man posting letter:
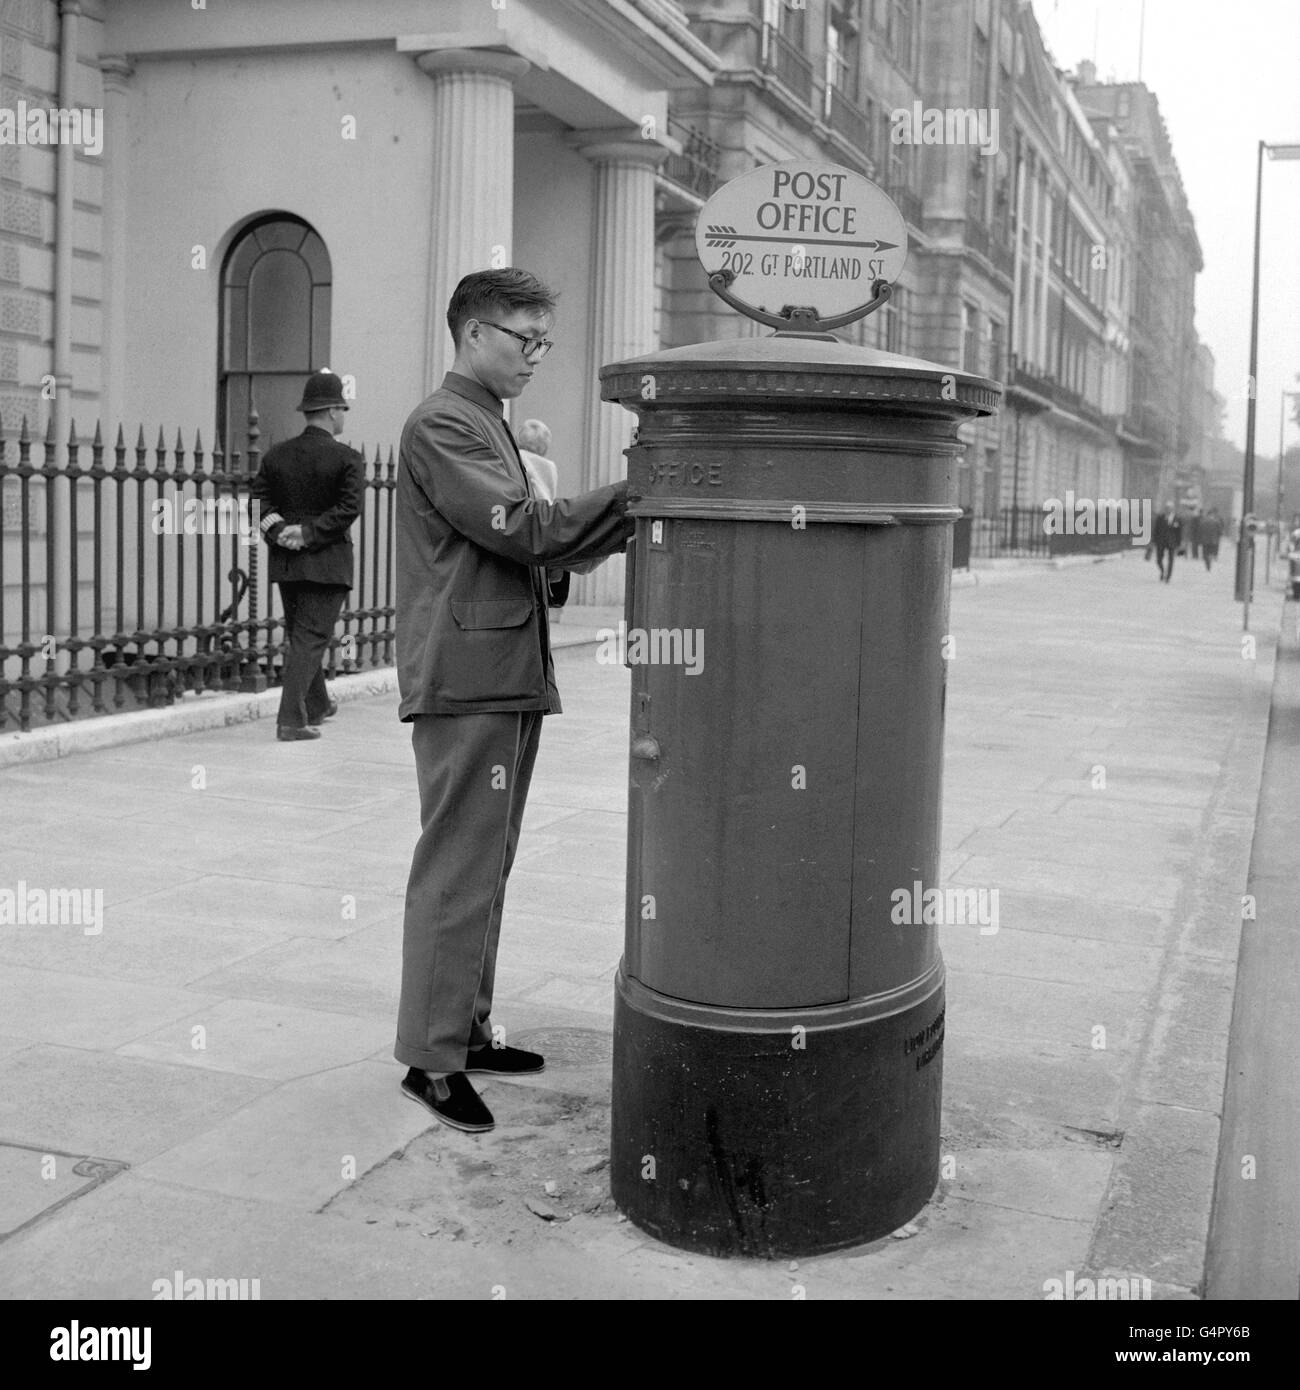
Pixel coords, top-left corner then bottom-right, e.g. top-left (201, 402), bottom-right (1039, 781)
top-left (393, 268), bottom-right (633, 1133)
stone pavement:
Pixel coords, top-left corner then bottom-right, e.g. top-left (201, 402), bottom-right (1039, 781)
top-left (0, 547), bottom-right (1282, 1300)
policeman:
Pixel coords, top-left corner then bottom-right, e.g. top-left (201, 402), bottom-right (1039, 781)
top-left (250, 368), bottom-right (364, 741)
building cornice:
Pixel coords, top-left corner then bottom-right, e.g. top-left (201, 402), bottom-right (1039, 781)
top-left (556, 0), bottom-right (720, 85)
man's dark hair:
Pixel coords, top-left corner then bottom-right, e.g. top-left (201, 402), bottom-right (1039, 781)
top-left (447, 268), bottom-right (557, 346)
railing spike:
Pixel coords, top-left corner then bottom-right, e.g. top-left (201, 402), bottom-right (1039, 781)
top-left (19, 415), bottom-right (30, 444)
top-left (92, 419), bottom-right (103, 446)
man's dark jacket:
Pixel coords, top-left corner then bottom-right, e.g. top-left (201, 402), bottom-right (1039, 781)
top-left (250, 425), bottom-right (364, 587)
top-left (1153, 512), bottom-right (1182, 549)
top-left (396, 372), bottom-right (632, 719)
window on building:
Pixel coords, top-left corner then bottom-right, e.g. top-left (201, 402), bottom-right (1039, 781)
top-left (888, 126), bottom-right (908, 188)
top-left (992, 150), bottom-right (1012, 240)
top-left (219, 214), bottom-right (332, 459)
top-left (889, 0), bottom-right (916, 73)
top-left (983, 446), bottom-right (999, 518)
top-left (962, 302), bottom-right (980, 372)
top-left (972, 28), bottom-right (990, 106)
top-left (883, 284), bottom-right (908, 355)
top-left (968, 153), bottom-right (986, 223)
top-left (827, 0), bottom-right (861, 101)
top-left (777, 0), bottom-right (806, 46)
top-left (988, 319), bottom-right (1005, 381)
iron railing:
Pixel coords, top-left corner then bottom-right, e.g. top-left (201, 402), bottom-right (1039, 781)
top-left (826, 83), bottom-right (869, 151)
top-left (664, 114), bottom-right (723, 199)
top-left (967, 506), bottom-right (1134, 561)
top-left (0, 412), bottom-right (395, 733)
top-left (762, 24), bottom-right (815, 106)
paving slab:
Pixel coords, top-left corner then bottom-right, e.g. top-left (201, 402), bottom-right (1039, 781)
top-left (117, 998), bottom-right (396, 1080)
top-left (0, 1045), bottom-right (272, 1163)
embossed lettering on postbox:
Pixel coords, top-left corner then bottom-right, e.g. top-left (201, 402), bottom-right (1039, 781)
top-left (647, 460), bottom-right (724, 487)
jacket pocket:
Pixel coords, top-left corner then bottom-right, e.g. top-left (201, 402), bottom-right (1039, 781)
top-left (450, 599), bottom-right (534, 630)
top-left (443, 598), bottom-right (541, 703)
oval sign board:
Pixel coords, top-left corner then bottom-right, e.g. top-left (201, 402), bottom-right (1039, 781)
top-left (694, 159), bottom-right (908, 322)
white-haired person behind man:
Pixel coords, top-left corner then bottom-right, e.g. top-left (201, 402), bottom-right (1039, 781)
top-left (516, 419), bottom-right (604, 605)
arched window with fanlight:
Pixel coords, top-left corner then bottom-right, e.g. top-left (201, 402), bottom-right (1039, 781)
top-left (219, 215), bottom-right (331, 461)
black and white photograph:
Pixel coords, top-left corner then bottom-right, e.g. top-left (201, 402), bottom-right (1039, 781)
top-left (0, 0), bottom-right (1295, 1350)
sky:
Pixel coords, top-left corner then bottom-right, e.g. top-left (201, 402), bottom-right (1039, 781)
top-left (1029, 0), bottom-right (1300, 455)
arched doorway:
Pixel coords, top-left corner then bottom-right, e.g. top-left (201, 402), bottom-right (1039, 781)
top-left (219, 214), bottom-right (332, 460)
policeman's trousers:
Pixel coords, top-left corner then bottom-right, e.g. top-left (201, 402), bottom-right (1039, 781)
top-left (277, 581), bottom-right (347, 728)
top-left (394, 710), bottom-right (543, 1074)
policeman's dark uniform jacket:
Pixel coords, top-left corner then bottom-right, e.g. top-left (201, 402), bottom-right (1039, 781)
top-left (394, 370), bottom-right (632, 1076)
top-left (250, 380), bottom-right (364, 732)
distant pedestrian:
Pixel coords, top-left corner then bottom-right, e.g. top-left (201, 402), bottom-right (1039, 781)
top-left (1187, 509), bottom-right (1202, 560)
top-left (1152, 501), bottom-right (1181, 583)
top-left (516, 418), bottom-right (558, 499)
top-left (250, 368), bottom-right (364, 741)
top-left (1200, 508), bottom-right (1223, 571)
top-left (516, 417), bottom-right (605, 607)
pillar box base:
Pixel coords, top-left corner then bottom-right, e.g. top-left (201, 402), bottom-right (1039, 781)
top-left (610, 967), bottom-right (946, 1259)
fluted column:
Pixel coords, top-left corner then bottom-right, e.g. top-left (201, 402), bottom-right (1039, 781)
top-left (570, 134), bottom-right (668, 607)
top-left (99, 56), bottom-right (133, 436)
top-left (98, 55), bottom-right (133, 638)
top-left (417, 49), bottom-right (528, 389)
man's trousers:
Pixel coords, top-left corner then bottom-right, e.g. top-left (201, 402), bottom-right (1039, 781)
top-left (277, 581), bottom-right (347, 728)
top-left (395, 710), bottom-right (543, 1074)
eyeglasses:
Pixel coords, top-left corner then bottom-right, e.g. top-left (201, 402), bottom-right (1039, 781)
top-left (478, 321), bottom-right (554, 359)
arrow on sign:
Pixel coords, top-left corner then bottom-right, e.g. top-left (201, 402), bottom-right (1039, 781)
top-left (704, 224), bottom-right (898, 253)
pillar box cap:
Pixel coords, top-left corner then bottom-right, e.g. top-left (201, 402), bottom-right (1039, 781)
top-left (600, 334), bottom-right (1001, 419)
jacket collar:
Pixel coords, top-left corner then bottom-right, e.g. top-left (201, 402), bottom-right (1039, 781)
top-left (442, 371), bottom-right (503, 416)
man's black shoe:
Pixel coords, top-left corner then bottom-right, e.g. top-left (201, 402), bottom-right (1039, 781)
top-left (276, 725), bottom-right (321, 742)
top-left (400, 1068), bottom-right (494, 1132)
top-left (464, 1044), bottom-right (545, 1076)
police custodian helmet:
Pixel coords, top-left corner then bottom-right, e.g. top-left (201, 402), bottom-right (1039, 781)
top-left (296, 368), bottom-right (349, 413)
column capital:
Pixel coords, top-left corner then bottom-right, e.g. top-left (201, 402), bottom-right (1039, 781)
top-left (99, 55), bottom-right (135, 91)
top-left (566, 128), bottom-right (673, 168)
top-left (415, 48), bottom-right (530, 83)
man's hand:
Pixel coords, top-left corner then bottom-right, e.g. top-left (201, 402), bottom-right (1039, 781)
top-left (277, 524), bottom-right (306, 551)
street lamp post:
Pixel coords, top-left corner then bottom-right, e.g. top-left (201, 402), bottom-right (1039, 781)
top-left (1237, 139), bottom-right (1300, 629)
top-left (1276, 390), bottom-right (1300, 566)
